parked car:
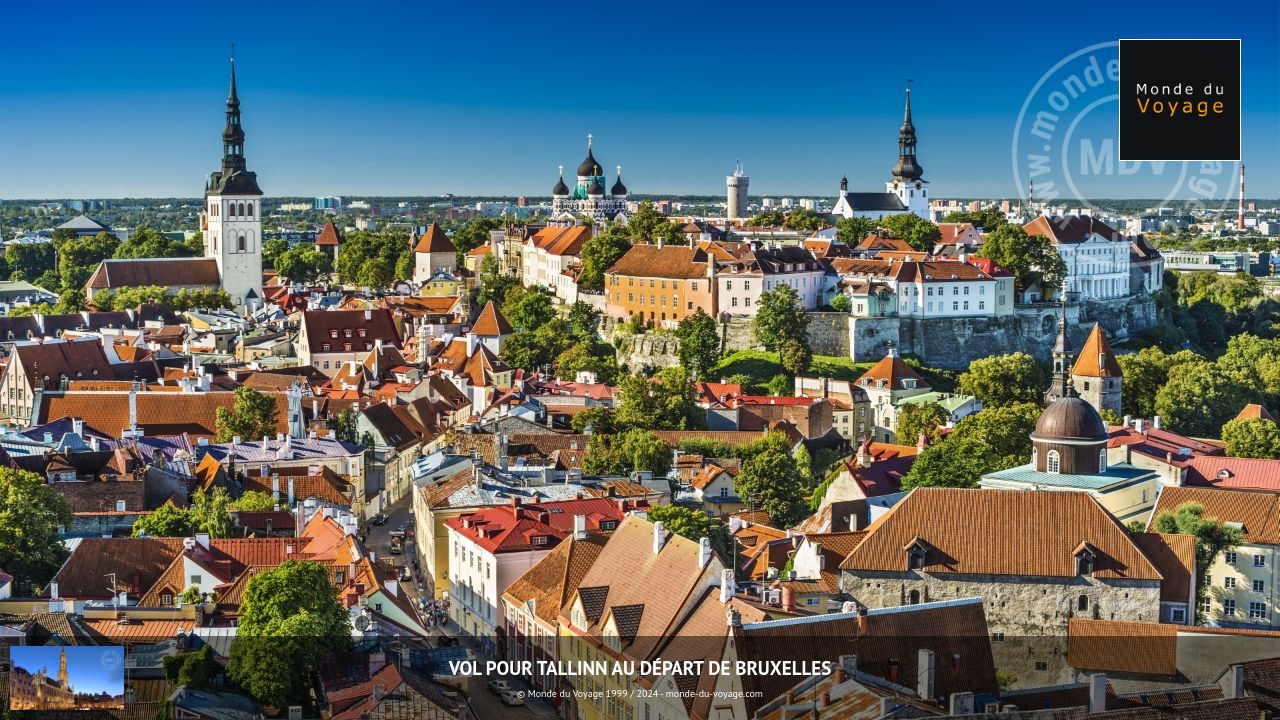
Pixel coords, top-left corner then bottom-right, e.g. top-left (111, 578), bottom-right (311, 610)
top-left (488, 680), bottom-right (512, 694)
top-left (371, 514), bottom-right (388, 525)
top-left (498, 690), bottom-right (525, 706)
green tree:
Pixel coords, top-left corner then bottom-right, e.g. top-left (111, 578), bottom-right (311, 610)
top-left (835, 217), bottom-right (877, 245)
top-left (900, 436), bottom-right (989, 491)
top-left (941, 207), bottom-right (1008, 231)
top-left (1153, 360), bottom-right (1253, 438)
top-left (501, 318), bottom-right (574, 374)
top-left (896, 402), bottom-right (949, 445)
top-left (504, 287), bottom-right (556, 332)
top-left (783, 208), bottom-right (827, 233)
top-left (555, 340), bottom-right (619, 385)
top-left (1216, 335), bottom-right (1280, 410)
top-left (1151, 502), bottom-right (1243, 620)
top-left (4, 303), bottom-right (50, 317)
top-left (675, 308), bottom-right (721, 380)
top-left (114, 228), bottom-right (201, 259)
top-left (53, 287), bottom-right (85, 314)
top-left (754, 283), bottom-right (811, 363)
top-left (227, 560), bottom-right (352, 709)
top-left (452, 218), bottom-right (499, 267)
top-left (132, 501), bottom-right (194, 538)
top-left (262, 238), bottom-right (289, 269)
top-left (976, 224), bottom-right (1067, 291)
top-left (617, 429), bottom-right (673, 476)
top-left (578, 225), bottom-right (632, 290)
top-left (947, 403), bottom-right (1042, 469)
top-left (0, 467), bottom-right (72, 589)
top-left (6, 242), bottom-right (56, 283)
top-left (474, 253), bottom-right (518, 309)
top-left (326, 408), bottom-right (359, 444)
top-left (163, 646), bottom-right (218, 691)
top-left (570, 407), bottom-right (618, 434)
top-left (215, 386), bottom-right (280, 442)
top-left (274, 244), bottom-right (333, 285)
top-left (627, 202), bottom-right (665, 243)
top-left (230, 490), bottom-right (278, 512)
top-left (829, 294), bottom-right (852, 313)
top-left (566, 301), bottom-right (600, 341)
top-left (778, 337), bottom-right (812, 376)
top-left (1220, 417), bottom-right (1280, 459)
top-left (581, 433), bottom-right (625, 475)
top-left (645, 505), bottom-right (730, 561)
top-left (189, 488), bottom-right (235, 538)
top-left (1116, 347), bottom-right (1202, 418)
top-left (179, 585), bottom-right (205, 605)
top-left (356, 256), bottom-right (392, 288)
top-left (734, 443), bottom-right (807, 528)
top-left (747, 210), bottom-right (786, 228)
top-left (879, 213), bottom-right (941, 251)
top-left (958, 352), bottom-right (1048, 408)
top-left (615, 367), bottom-right (698, 430)
top-left (57, 231), bottom-right (119, 291)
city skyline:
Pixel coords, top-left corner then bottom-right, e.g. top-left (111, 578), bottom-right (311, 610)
top-left (9, 646), bottom-right (125, 698)
top-left (1, 0), bottom-right (1277, 200)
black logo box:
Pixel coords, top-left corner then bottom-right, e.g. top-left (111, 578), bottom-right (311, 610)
top-left (1119, 39), bottom-right (1240, 162)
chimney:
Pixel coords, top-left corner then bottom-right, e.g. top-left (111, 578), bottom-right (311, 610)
top-left (195, 533), bottom-right (210, 550)
top-left (72, 417), bottom-right (84, 438)
top-left (287, 477), bottom-right (295, 506)
top-left (385, 579), bottom-right (398, 596)
top-left (465, 332), bottom-right (477, 357)
top-left (949, 692), bottom-right (976, 715)
top-left (840, 656), bottom-right (857, 682)
top-left (272, 474), bottom-right (280, 502)
top-left (728, 515), bottom-right (742, 534)
top-left (1089, 673), bottom-right (1108, 713)
top-left (1134, 418), bottom-right (1145, 434)
top-left (719, 567), bottom-right (735, 603)
top-left (653, 521), bottom-right (666, 554)
top-left (1221, 665), bottom-right (1244, 700)
top-left (573, 514), bottom-right (587, 540)
top-left (699, 536), bottom-right (713, 567)
top-left (1153, 415), bottom-right (1161, 429)
top-left (917, 649), bottom-right (936, 700)
top-left (364, 309), bottom-right (372, 322)
top-left (49, 581), bottom-right (59, 599)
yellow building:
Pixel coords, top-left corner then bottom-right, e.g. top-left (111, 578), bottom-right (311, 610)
top-left (1152, 485), bottom-right (1280, 628)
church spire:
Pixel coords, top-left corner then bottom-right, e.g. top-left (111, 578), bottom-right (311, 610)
top-left (221, 52), bottom-right (247, 176)
top-left (1044, 285), bottom-right (1076, 405)
top-left (891, 81), bottom-right (924, 181)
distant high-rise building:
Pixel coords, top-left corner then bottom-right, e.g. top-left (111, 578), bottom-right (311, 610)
top-left (726, 160), bottom-right (749, 219)
top-left (780, 197), bottom-right (793, 208)
top-left (517, 195), bottom-right (528, 207)
top-left (313, 196), bottom-right (342, 211)
top-left (761, 198), bottom-right (774, 208)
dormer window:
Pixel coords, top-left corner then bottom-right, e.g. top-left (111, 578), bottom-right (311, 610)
top-left (905, 538), bottom-right (929, 571)
top-left (532, 536), bottom-right (548, 546)
top-left (358, 328), bottom-right (367, 337)
top-left (329, 329), bottom-right (339, 339)
top-left (1075, 546), bottom-right (1097, 577)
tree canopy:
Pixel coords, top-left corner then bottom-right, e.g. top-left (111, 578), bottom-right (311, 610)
top-left (215, 386), bottom-right (280, 443)
top-left (578, 225), bottom-right (632, 291)
top-left (975, 224), bottom-right (1067, 291)
top-left (274, 243), bottom-right (333, 285)
top-left (754, 284), bottom-right (811, 375)
top-left (615, 367), bottom-right (699, 430)
top-left (734, 437), bottom-right (807, 528)
top-left (1151, 501), bottom-right (1243, 620)
top-left (0, 467), bottom-right (72, 590)
top-left (896, 402), bottom-right (949, 446)
top-left (1220, 417), bottom-right (1280, 459)
top-left (958, 352), bottom-right (1048, 407)
top-left (879, 213), bottom-right (941, 251)
top-left (675, 308), bottom-right (721, 380)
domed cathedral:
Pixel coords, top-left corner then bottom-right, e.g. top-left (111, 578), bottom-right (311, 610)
top-left (551, 134), bottom-right (630, 226)
top-left (200, 54), bottom-right (263, 311)
top-left (832, 84), bottom-right (929, 220)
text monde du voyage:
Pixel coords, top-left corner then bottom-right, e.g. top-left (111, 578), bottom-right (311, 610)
top-left (1134, 82), bottom-right (1228, 117)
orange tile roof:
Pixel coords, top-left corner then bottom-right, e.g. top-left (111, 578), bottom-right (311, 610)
top-left (38, 391), bottom-right (289, 439)
top-left (502, 535), bottom-right (609, 625)
top-left (1152, 485), bottom-right (1280, 545)
top-left (1235, 404), bottom-right (1277, 423)
top-left (413, 223), bottom-right (455, 253)
top-left (529, 225), bottom-right (591, 256)
top-left (471, 300), bottom-right (513, 336)
top-left (1073, 324), bottom-right (1123, 377)
top-left (1183, 456), bottom-right (1280, 491)
top-left (840, 487), bottom-right (1162, 580)
top-left (856, 353), bottom-right (925, 390)
top-left (1132, 532), bottom-right (1195, 603)
top-left (1068, 618), bottom-right (1178, 676)
top-left (314, 220), bottom-right (343, 246)
top-left (82, 617), bottom-right (196, 643)
top-left (606, 243), bottom-right (709, 280)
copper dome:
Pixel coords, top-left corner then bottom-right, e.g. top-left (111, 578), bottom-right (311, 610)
top-left (1032, 395), bottom-right (1108, 443)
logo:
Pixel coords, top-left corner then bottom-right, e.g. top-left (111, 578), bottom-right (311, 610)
top-left (1012, 41), bottom-right (1239, 216)
top-left (1120, 39), bottom-right (1241, 161)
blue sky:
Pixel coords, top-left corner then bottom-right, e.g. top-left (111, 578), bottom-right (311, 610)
top-left (0, 0), bottom-right (1276, 200)
top-left (10, 646), bottom-right (124, 697)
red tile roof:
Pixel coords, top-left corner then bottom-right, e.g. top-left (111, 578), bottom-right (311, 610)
top-left (8, 338), bottom-right (113, 390)
top-left (529, 225), bottom-right (591, 257)
top-left (606, 244), bottom-right (709, 280)
top-left (1235, 404), bottom-right (1277, 423)
top-left (1182, 456), bottom-right (1280, 491)
top-left (1068, 618), bottom-right (1178, 676)
top-left (1024, 214), bottom-right (1124, 244)
top-left (471, 300), bottom-right (513, 337)
top-left (446, 497), bottom-right (642, 554)
top-left (301, 309), bottom-right (402, 355)
top-left (1073, 324), bottom-right (1123, 377)
top-left (86, 258), bottom-right (221, 290)
top-left (413, 223), bottom-right (456, 254)
top-left (856, 352), bottom-right (926, 390)
top-left (314, 220), bottom-right (343, 246)
top-left (37, 391), bottom-right (289, 439)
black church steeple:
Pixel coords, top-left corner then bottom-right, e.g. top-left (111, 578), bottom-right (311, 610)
top-left (207, 53), bottom-right (261, 197)
top-left (891, 84), bottom-right (924, 182)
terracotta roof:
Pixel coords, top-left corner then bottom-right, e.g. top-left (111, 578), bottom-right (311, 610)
top-left (85, 258), bottom-right (221, 290)
top-left (691, 463), bottom-right (734, 491)
top-left (855, 235), bottom-right (916, 253)
top-left (241, 469), bottom-right (353, 506)
top-left (605, 244), bottom-right (709, 280)
top-left (471, 300), bottom-right (513, 337)
top-left (529, 225), bottom-right (591, 257)
top-left (314, 220), bottom-right (343, 246)
top-left (652, 430), bottom-right (768, 447)
top-left (1152, 485), bottom-right (1280, 545)
top-left (38, 391), bottom-right (289, 439)
top-left (361, 402), bottom-right (433, 450)
top-left (1182, 456), bottom-right (1280, 491)
top-left (1241, 657), bottom-right (1280, 716)
top-left (7, 339), bottom-right (113, 390)
top-left (446, 497), bottom-right (640, 554)
top-left (502, 535), bottom-right (609, 625)
top-left (414, 223), bottom-right (456, 253)
top-left (1068, 618), bottom-right (1178, 676)
top-left (1235, 404), bottom-right (1277, 423)
top-left (1073, 324), bottom-right (1123, 377)
top-left (856, 352), bottom-right (926, 390)
top-left (301, 309), bottom-right (402, 354)
top-left (1025, 214), bottom-right (1124, 244)
top-left (1132, 532), bottom-right (1195, 604)
top-left (82, 617), bottom-right (195, 643)
top-left (1107, 425), bottom-right (1223, 460)
top-left (423, 468), bottom-right (475, 509)
top-left (48, 537), bottom-right (186, 599)
top-left (840, 488), bottom-right (1162, 580)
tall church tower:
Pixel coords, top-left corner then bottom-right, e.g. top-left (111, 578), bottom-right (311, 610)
top-left (886, 84), bottom-right (929, 219)
top-left (202, 55), bottom-right (263, 310)
top-left (57, 647), bottom-right (69, 690)
top-left (1044, 293), bottom-right (1074, 406)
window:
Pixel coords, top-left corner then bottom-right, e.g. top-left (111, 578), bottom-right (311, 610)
top-left (1224, 599), bottom-right (1236, 616)
top-left (805, 597), bottom-right (820, 606)
top-left (1199, 597), bottom-right (1212, 613)
top-left (190, 575), bottom-right (202, 586)
top-left (1250, 602), bottom-right (1267, 619)
top-left (1254, 579), bottom-right (1265, 593)
top-left (1171, 607), bottom-right (1187, 623)
top-left (1035, 662), bottom-right (1049, 671)
top-left (1046, 449), bottom-right (1060, 474)
top-left (532, 536), bottom-right (547, 546)
top-left (1226, 576), bottom-right (1237, 589)
top-left (162, 594), bottom-right (173, 605)
top-left (1077, 595), bottom-right (1089, 612)
top-left (1226, 551), bottom-right (1238, 564)
top-left (336, 571), bottom-right (346, 584)
top-left (247, 203), bottom-right (254, 218)
top-left (992, 632), bottom-right (1005, 642)
top-left (952, 301), bottom-right (958, 311)
top-left (1099, 449), bottom-right (1108, 472)
top-left (908, 589), bottom-right (920, 605)
top-left (237, 234), bottom-right (246, 252)
top-left (116, 500), bottom-right (126, 512)
top-left (1257, 555), bottom-right (1267, 567)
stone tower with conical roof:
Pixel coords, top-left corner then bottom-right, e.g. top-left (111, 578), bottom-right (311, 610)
top-left (1072, 323), bottom-right (1123, 417)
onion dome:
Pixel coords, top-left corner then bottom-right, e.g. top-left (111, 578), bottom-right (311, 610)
top-left (552, 165), bottom-right (569, 196)
top-left (587, 175), bottom-right (605, 197)
top-left (611, 166), bottom-right (627, 197)
top-left (577, 134), bottom-right (600, 177)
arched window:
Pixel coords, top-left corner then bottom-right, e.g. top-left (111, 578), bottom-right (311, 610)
top-left (247, 203), bottom-right (254, 218)
top-left (1098, 449), bottom-right (1108, 472)
top-left (1031, 448), bottom-right (1039, 466)
top-left (1077, 595), bottom-right (1089, 612)
top-left (1046, 449), bottom-right (1061, 474)
top-left (908, 589), bottom-right (921, 605)
top-left (239, 202), bottom-right (246, 217)
top-left (237, 234), bottom-right (246, 252)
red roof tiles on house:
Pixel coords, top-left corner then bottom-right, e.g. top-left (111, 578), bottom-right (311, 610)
top-left (413, 223), bottom-right (456, 254)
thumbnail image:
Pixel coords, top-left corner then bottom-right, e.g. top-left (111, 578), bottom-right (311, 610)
top-left (8, 646), bottom-right (125, 711)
